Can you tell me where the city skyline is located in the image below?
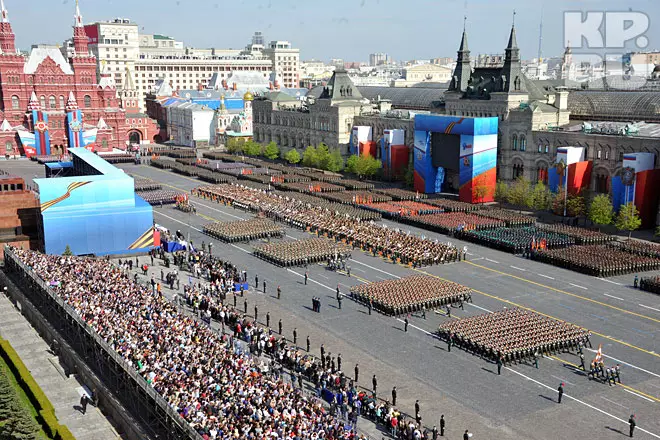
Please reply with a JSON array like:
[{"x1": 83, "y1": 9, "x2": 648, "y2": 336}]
[{"x1": 8, "y1": 0, "x2": 659, "y2": 63}]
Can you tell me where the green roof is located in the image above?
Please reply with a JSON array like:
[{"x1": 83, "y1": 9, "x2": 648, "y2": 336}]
[{"x1": 153, "y1": 34, "x2": 173, "y2": 40}]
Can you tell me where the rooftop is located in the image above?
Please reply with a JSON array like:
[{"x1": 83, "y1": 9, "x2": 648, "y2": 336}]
[
  {"x1": 69, "y1": 147, "x2": 125, "y2": 177},
  {"x1": 568, "y1": 90, "x2": 660, "y2": 122}
]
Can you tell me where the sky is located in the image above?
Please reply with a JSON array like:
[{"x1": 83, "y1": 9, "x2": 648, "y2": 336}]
[{"x1": 6, "y1": 0, "x2": 659, "y2": 63}]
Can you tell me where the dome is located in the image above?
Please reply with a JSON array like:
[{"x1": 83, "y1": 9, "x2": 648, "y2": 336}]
[
  {"x1": 654, "y1": 64, "x2": 660, "y2": 73},
  {"x1": 243, "y1": 91, "x2": 254, "y2": 101}
]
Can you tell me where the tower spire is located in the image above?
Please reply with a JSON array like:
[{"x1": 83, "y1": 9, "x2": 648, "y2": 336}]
[
  {"x1": 0, "y1": 0, "x2": 16, "y2": 53},
  {"x1": 74, "y1": 0, "x2": 83, "y2": 27},
  {"x1": 1, "y1": 0, "x2": 8, "y2": 23},
  {"x1": 72, "y1": 0, "x2": 88, "y2": 55},
  {"x1": 449, "y1": 22, "x2": 472, "y2": 93}
]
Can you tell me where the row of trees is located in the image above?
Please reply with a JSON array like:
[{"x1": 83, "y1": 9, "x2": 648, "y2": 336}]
[
  {"x1": 0, "y1": 363, "x2": 41, "y2": 439},
  {"x1": 225, "y1": 138, "x2": 383, "y2": 177},
  {"x1": 495, "y1": 177, "x2": 642, "y2": 236}
]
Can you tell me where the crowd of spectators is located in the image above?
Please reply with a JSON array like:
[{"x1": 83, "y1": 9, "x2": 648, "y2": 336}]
[
  {"x1": 11, "y1": 248, "x2": 370, "y2": 440},
  {"x1": 438, "y1": 308, "x2": 591, "y2": 364}
]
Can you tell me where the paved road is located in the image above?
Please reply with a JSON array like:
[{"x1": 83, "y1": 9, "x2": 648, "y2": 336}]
[
  {"x1": 123, "y1": 164, "x2": 660, "y2": 440},
  {"x1": 3, "y1": 159, "x2": 659, "y2": 439}
]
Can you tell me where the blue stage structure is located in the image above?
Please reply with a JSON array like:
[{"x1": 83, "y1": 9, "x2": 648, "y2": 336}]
[{"x1": 34, "y1": 148, "x2": 155, "y2": 256}]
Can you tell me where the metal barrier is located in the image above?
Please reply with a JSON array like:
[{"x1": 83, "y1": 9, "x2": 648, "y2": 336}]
[{"x1": 3, "y1": 247, "x2": 203, "y2": 440}]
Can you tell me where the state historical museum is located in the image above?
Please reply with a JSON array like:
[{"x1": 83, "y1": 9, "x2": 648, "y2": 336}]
[{"x1": 0, "y1": 1, "x2": 156, "y2": 157}]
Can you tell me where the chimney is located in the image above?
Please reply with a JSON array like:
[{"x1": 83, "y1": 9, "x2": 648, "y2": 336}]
[
  {"x1": 222, "y1": 79, "x2": 228, "y2": 89},
  {"x1": 555, "y1": 87, "x2": 568, "y2": 111},
  {"x1": 274, "y1": 79, "x2": 280, "y2": 89},
  {"x1": 233, "y1": 82, "x2": 237, "y2": 91},
  {"x1": 269, "y1": 81, "x2": 273, "y2": 90}
]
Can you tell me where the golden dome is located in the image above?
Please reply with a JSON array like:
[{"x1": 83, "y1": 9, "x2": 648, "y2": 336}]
[{"x1": 243, "y1": 91, "x2": 254, "y2": 101}]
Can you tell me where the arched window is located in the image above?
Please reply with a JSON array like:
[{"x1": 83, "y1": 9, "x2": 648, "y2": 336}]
[
  {"x1": 39, "y1": 95, "x2": 46, "y2": 109},
  {"x1": 605, "y1": 148, "x2": 610, "y2": 160},
  {"x1": 59, "y1": 95, "x2": 65, "y2": 109},
  {"x1": 520, "y1": 135, "x2": 527, "y2": 151},
  {"x1": 84, "y1": 95, "x2": 92, "y2": 108},
  {"x1": 11, "y1": 95, "x2": 19, "y2": 110},
  {"x1": 5, "y1": 141, "x2": 13, "y2": 153},
  {"x1": 512, "y1": 134, "x2": 518, "y2": 150},
  {"x1": 49, "y1": 96, "x2": 56, "y2": 109},
  {"x1": 597, "y1": 149, "x2": 602, "y2": 159}
]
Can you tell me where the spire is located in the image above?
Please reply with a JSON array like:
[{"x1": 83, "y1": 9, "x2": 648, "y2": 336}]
[
  {"x1": 27, "y1": 92, "x2": 40, "y2": 111},
  {"x1": 0, "y1": 0, "x2": 16, "y2": 53},
  {"x1": 72, "y1": 0, "x2": 88, "y2": 55},
  {"x1": 448, "y1": 21, "x2": 472, "y2": 93},
  {"x1": 1, "y1": 0, "x2": 8, "y2": 23},
  {"x1": 66, "y1": 91, "x2": 78, "y2": 111},
  {"x1": 501, "y1": 18, "x2": 525, "y2": 93},
  {"x1": 507, "y1": 25, "x2": 518, "y2": 51},
  {"x1": 74, "y1": 0, "x2": 83, "y2": 27}
]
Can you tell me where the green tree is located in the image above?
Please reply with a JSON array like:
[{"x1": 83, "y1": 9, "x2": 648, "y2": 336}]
[
  {"x1": 315, "y1": 143, "x2": 332, "y2": 170},
  {"x1": 589, "y1": 194, "x2": 614, "y2": 229},
  {"x1": 530, "y1": 181, "x2": 552, "y2": 211},
  {"x1": 284, "y1": 148, "x2": 301, "y2": 165},
  {"x1": 354, "y1": 155, "x2": 382, "y2": 178},
  {"x1": 325, "y1": 148, "x2": 344, "y2": 172},
  {"x1": 615, "y1": 202, "x2": 642, "y2": 238},
  {"x1": 507, "y1": 176, "x2": 532, "y2": 209},
  {"x1": 345, "y1": 155, "x2": 359, "y2": 174},
  {"x1": 566, "y1": 192, "x2": 586, "y2": 217},
  {"x1": 302, "y1": 146, "x2": 317, "y2": 167},
  {"x1": 263, "y1": 141, "x2": 280, "y2": 160},
  {"x1": 243, "y1": 141, "x2": 262, "y2": 156},
  {"x1": 404, "y1": 162, "x2": 414, "y2": 188},
  {"x1": 494, "y1": 180, "x2": 509, "y2": 203},
  {"x1": 0, "y1": 372, "x2": 16, "y2": 421},
  {"x1": 0, "y1": 406, "x2": 40, "y2": 440},
  {"x1": 62, "y1": 245, "x2": 73, "y2": 256},
  {"x1": 226, "y1": 137, "x2": 245, "y2": 154}
]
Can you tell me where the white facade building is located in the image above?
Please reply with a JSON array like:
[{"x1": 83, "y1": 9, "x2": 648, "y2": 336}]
[
  {"x1": 63, "y1": 21, "x2": 298, "y2": 112},
  {"x1": 166, "y1": 101, "x2": 215, "y2": 148},
  {"x1": 263, "y1": 40, "x2": 300, "y2": 89}
]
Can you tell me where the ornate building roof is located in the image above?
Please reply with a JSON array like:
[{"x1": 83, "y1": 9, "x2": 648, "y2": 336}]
[
  {"x1": 319, "y1": 67, "x2": 363, "y2": 101},
  {"x1": 23, "y1": 46, "x2": 74, "y2": 75}
]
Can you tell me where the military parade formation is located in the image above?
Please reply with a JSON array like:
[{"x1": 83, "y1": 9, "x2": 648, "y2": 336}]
[
  {"x1": 438, "y1": 308, "x2": 591, "y2": 364},
  {"x1": 458, "y1": 226, "x2": 575, "y2": 254},
  {"x1": 254, "y1": 238, "x2": 351, "y2": 267},
  {"x1": 350, "y1": 275, "x2": 472, "y2": 317},
  {"x1": 532, "y1": 244, "x2": 660, "y2": 277},
  {"x1": 203, "y1": 218, "x2": 284, "y2": 243}
]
